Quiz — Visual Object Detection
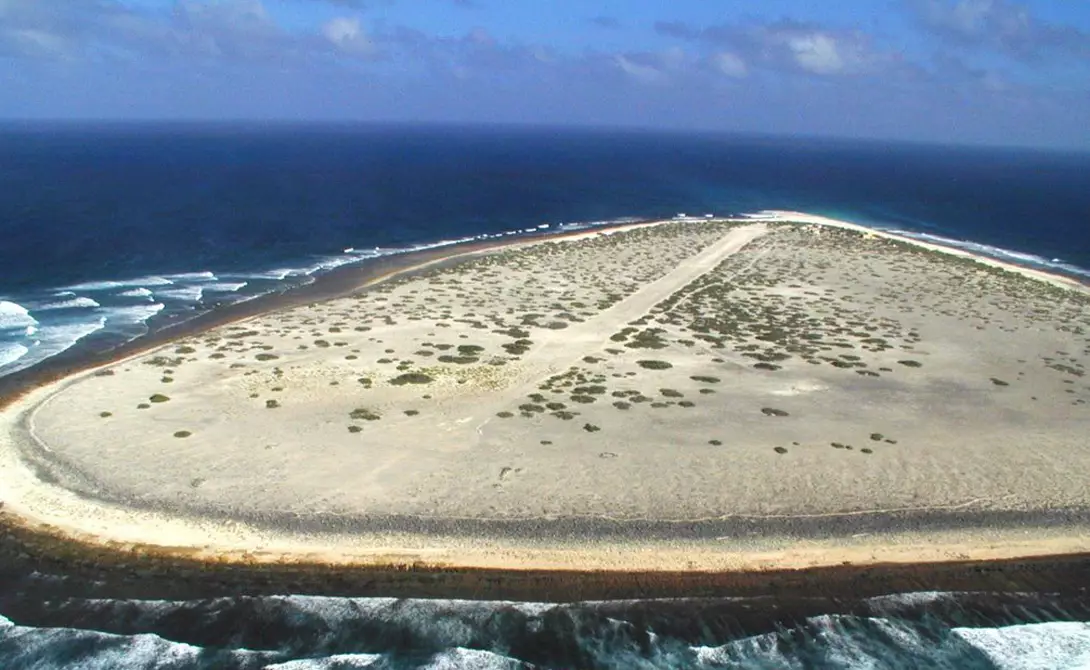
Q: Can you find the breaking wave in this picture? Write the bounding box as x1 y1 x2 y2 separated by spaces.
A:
1 592 1088 669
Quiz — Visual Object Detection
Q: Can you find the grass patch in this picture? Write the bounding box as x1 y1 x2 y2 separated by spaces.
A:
174 431 192 438
583 423 601 433
99 411 112 418
350 408 381 421
760 407 789 417
149 394 170 403
690 375 721 384
266 399 280 409
636 360 673 370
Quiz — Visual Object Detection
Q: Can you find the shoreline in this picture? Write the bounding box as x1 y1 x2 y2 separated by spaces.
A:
752 210 1090 294
1 210 1089 591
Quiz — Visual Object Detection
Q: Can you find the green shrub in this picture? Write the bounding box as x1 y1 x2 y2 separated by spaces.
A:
350 408 381 421
174 431 192 438
389 373 434 385
637 360 673 370
149 394 170 403
438 355 479 364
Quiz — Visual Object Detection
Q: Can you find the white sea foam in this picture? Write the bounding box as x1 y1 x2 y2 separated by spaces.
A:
34 296 101 311
65 276 174 292
0 342 29 369
265 654 386 669
164 271 217 283
202 281 248 293
0 317 110 376
104 303 166 327
154 286 205 302
886 229 1090 278
118 288 154 299
954 622 1090 670
0 300 37 332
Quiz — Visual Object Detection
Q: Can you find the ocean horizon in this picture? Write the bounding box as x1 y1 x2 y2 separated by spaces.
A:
1 123 1089 668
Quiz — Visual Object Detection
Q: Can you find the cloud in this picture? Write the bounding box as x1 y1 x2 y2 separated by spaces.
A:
322 16 374 56
905 0 1090 60
711 51 747 78
656 19 891 76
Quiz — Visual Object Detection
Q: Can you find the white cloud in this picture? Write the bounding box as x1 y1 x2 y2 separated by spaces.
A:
712 51 747 78
787 33 846 75
614 54 662 83
323 16 372 54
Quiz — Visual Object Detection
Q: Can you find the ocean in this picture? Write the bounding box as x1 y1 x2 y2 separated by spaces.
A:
0 123 1088 668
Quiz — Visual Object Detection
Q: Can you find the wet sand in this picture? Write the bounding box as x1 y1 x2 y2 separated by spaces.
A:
1 213 1089 580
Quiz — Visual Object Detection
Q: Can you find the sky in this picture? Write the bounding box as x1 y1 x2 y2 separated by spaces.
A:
1 0 1089 148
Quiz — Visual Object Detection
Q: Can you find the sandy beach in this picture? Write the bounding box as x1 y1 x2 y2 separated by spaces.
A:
1 213 1089 576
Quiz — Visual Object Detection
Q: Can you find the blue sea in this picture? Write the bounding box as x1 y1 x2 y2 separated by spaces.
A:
1 123 1089 668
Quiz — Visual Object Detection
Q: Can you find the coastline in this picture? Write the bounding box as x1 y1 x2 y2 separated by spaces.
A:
1 210 1089 595
752 210 1090 294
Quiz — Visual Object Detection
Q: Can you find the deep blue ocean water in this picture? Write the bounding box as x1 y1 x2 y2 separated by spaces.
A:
1 124 1089 668
1 123 1088 377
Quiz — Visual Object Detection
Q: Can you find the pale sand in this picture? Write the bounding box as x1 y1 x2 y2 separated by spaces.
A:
1 215 1089 572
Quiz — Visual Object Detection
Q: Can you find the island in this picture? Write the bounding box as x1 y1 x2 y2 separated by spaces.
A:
1 211 1088 599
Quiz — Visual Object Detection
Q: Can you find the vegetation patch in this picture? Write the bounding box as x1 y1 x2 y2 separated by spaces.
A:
149 394 170 403
389 372 434 385
760 407 789 417
690 375 721 384
898 360 923 368
438 355 479 364
174 431 192 438
637 360 673 370
583 423 601 433
350 408 381 421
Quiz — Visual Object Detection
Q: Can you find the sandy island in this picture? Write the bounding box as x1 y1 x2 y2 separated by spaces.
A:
1 212 1089 578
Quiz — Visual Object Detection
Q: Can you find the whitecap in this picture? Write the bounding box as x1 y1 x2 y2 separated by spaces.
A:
154 286 204 302
118 287 154 299
0 342 29 369
34 296 101 311
954 621 1090 670
202 281 248 293
0 300 37 332
64 275 174 292
104 303 166 327
164 271 217 282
